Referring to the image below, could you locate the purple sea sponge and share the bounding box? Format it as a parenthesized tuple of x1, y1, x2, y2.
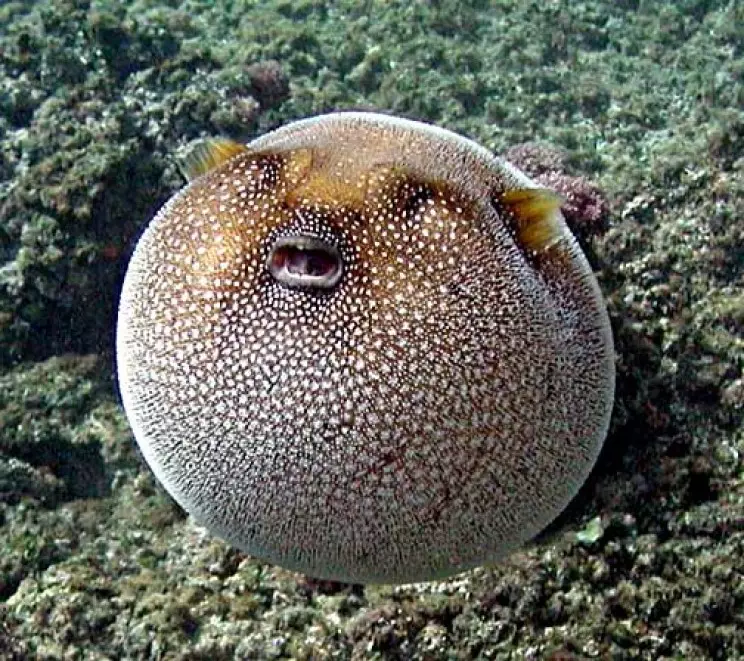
(245, 60, 290, 110)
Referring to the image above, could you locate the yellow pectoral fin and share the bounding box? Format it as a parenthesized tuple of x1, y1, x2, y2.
(180, 138, 250, 181)
(501, 188, 565, 254)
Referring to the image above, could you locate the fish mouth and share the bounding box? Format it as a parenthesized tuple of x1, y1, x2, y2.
(267, 235, 344, 290)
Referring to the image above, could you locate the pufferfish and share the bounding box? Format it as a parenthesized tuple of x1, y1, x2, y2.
(116, 111, 615, 585)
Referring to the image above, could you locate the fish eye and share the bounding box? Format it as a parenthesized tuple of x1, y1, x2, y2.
(267, 235, 343, 290)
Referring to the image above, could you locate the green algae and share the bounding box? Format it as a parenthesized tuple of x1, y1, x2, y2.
(0, 0, 742, 659)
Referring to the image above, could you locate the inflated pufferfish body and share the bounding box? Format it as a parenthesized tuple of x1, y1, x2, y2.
(117, 112, 614, 584)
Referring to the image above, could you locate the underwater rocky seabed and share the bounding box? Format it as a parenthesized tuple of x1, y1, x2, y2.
(0, 0, 741, 658)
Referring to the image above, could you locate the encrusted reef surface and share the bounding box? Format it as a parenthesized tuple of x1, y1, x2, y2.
(0, 0, 742, 659)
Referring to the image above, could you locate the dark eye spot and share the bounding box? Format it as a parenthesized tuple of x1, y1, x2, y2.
(267, 235, 343, 290)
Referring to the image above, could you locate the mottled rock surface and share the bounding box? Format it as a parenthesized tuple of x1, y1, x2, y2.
(0, 0, 742, 659)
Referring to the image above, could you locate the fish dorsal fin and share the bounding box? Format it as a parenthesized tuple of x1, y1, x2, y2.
(500, 188, 565, 254)
(180, 138, 250, 181)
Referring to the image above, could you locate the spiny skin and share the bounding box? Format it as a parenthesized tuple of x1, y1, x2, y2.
(117, 112, 615, 584)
